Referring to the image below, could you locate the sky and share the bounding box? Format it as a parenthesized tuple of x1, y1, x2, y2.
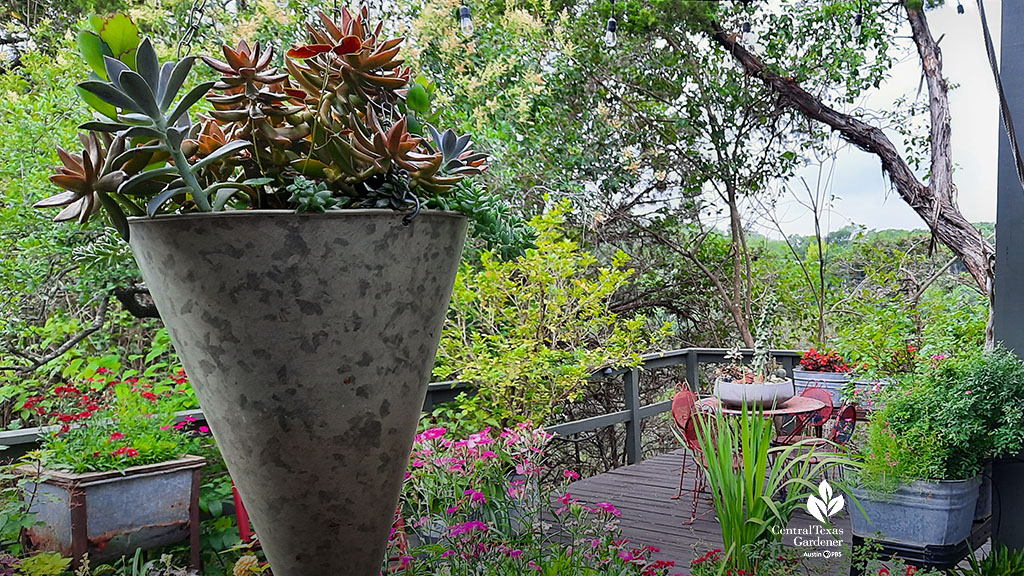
(762, 0, 1002, 238)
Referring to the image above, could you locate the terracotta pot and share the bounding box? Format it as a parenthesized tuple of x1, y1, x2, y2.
(128, 210, 467, 576)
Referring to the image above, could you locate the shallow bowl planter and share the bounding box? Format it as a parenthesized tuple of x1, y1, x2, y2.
(128, 210, 467, 576)
(848, 476, 981, 546)
(713, 379, 795, 407)
(18, 455, 205, 566)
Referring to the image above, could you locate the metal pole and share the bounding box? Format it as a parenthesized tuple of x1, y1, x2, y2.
(993, 0, 1024, 551)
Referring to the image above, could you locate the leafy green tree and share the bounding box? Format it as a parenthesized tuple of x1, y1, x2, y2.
(433, 201, 671, 431)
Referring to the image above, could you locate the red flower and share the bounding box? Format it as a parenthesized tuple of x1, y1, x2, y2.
(126, 448, 139, 458)
(109, 432, 124, 441)
(879, 569, 890, 576)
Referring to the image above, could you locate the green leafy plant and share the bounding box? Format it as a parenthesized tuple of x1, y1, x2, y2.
(691, 406, 855, 573)
(41, 383, 199, 473)
(957, 544, 1024, 576)
(856, 345, 1024, 491)
(14, 552, 70, 576)
(432, 201, 670, 430)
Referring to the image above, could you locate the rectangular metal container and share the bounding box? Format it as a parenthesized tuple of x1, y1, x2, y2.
(18, 455, 205, 566)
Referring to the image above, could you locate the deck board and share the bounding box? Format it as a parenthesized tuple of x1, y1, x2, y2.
(554, 449, 852, 573)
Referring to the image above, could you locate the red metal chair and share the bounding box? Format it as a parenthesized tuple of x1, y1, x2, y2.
(669, 388, 720, 524)
(774, 387, 834, 446)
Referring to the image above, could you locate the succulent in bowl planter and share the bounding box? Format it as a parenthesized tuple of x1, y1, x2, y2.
(713, 298, 794, 407)
(31, 9, 491, 576)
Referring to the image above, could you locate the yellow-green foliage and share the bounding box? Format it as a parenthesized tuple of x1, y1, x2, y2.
(433, 201, 671, 430)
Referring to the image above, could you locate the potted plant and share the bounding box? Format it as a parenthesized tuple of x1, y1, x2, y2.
(847, 346, 1024, 546)
(32, 9, 488, 576)
(714, 299, 794, 407)
(16, 381, 204, 566)
(793, 348, 853, 406)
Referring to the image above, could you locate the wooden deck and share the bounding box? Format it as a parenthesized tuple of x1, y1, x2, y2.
(559, 449, 852, 572)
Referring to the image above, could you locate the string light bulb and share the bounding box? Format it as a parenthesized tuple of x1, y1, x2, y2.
(957, 0, 965, 14)
(741, 21, 755, 47)
(852, 12, 863, 38)
(275, 0, 289, 8)
(458, 5, 474, 36)
(604, 16, 618, 48)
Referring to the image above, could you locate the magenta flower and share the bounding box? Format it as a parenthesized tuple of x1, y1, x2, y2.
(564, 469, 580, 480)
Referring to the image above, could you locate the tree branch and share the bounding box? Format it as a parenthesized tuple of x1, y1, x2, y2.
(705, 16, 994, 295)
(0, 296, 110, 373)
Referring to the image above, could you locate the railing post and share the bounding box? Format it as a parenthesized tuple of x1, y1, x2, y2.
(780, 353, 795, 379)
(623, 367, 642, 464)
(685, 350, 698, 392)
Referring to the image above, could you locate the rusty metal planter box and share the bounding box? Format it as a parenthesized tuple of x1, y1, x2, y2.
(18, 455, 205, 566)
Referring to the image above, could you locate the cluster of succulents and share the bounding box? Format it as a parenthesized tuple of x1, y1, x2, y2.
(715, 295, 787, 384)
(34, 8, 488, 238)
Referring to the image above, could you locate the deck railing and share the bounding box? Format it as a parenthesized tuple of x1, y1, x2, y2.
(0, 348, 803, 465)
(544, 348, 804, 465)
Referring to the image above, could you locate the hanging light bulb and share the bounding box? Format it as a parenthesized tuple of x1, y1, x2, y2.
(957, 0, 965, 14)
(604, 16, 618, 48)
(459, 5, 474, 36)
(275, 0, 288, 8)
(741, 21, 756, 47)
(852, 12, 863, 38)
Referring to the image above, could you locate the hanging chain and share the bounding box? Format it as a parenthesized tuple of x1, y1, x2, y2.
(177, 0, 209, 59)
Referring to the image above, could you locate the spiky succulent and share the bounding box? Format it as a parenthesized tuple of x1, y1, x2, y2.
(202, 40, 309, 148)
(34, 132, 129, 225)
(36, 8, 491, 240)
(76, 38, 260, 220)
(286, 8, 410, 117)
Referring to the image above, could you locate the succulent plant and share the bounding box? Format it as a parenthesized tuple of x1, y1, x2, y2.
(35, 132, 126, 223)
(287, 176, 339, 212)
(37, 6, 490, 238)
(202, 40, 309, 150)
(76, 38, 261, 219)
(286, 8, 410, 118)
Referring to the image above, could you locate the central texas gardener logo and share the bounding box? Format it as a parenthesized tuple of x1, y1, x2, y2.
(806, 479, 844, 524)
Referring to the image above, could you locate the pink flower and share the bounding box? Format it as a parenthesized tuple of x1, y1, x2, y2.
(198, 425, 210, 433)
(564, 469, 580, 480)
(446, 506, 459, 515)
(447, 521, 487, 536)
(416, 427, 447, 443)
(160, 425, 171, 431)
(464, 489, 487, 504)
(596, 502, 621, 517)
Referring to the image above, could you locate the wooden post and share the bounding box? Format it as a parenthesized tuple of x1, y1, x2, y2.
(190, 469, 202, 570)
(684, 350, 698, 392)
(623, 367, 642, 464)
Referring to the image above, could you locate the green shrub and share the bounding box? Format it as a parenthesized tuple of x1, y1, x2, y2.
(857, 346, 1024, 489)
(432, 201, 670, 431)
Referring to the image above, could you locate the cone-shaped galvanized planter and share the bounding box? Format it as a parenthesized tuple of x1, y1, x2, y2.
(128, 210, 466, 576)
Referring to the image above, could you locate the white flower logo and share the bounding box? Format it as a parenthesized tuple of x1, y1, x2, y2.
(806, 479, 845, 524)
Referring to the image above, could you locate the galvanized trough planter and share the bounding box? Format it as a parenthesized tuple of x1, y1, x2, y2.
(17, 455, 205, 567)
(848, 476, 981, 547)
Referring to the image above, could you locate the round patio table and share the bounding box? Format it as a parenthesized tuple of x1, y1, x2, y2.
(696, 395, 826, 417)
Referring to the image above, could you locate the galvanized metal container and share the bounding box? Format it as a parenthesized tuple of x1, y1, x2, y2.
(18, 455, 205, 566)
(848, 476, 981, 546)
(792, 368, 851, 406)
